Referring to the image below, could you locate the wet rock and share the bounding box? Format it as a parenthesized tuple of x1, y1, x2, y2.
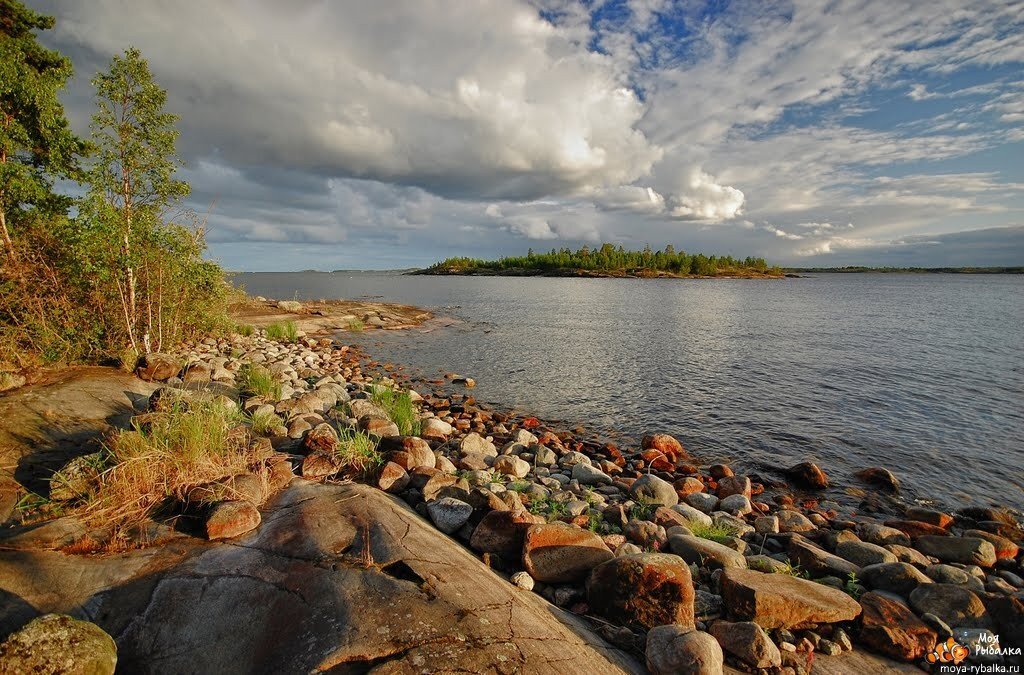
(908, 584, 991, 629)
(587, 553, 695, 630)
(470, 509, 544, 557)
(522, 522, 614, 583)
(856, 467, 900, 492)
(720, 568, 862, 629)
(786, 461, 829, 489)
(905, 506, 953, 529)
(859, 591, 937, 661)
(887, 519, 949, 538)
(668, 534, 747, 569)
(427, 497, 473, 534)
(859, 562, 933, 596)
(646, 627, 723, 675)
(630, 474, 678, 507)
(709, 620, 782, 669)
(915, 535, 997, 567)
(206, 500, 261, 540)
(0, 614, 117, 675)
(641, 434, 687, 460)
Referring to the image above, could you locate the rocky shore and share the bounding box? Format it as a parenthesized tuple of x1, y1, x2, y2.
(1, 298, 1021, 674)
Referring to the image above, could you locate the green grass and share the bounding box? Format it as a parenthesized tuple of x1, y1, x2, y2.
(527, 495, 568, 522)
(236, 364, 282, 400)
(265, 320, 298, 342)
(506, 480, 532, 492)
(688, 520, 741, 544)
(369, 386, 421, 436)
(234, 323, 255, 337)
(629, 498, 656, 521)
(748, 558, 809, 578)
(249, 409, 281, 436)
(336, 427, 382, 475)
(347, 318, 365, 332)
(843, 572, 863, 599)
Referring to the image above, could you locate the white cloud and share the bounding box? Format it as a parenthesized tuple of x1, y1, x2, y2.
(667, 170, 745, 221)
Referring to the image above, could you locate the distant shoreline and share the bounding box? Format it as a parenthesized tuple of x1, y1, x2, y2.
(784, 266, 1023, 274)
(411, 267, 786, 279)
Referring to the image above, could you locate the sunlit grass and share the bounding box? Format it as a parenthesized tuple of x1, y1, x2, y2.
(265, 320, 298, 342)
(236, 364, 281, 400)
(369, 385, 421, 436)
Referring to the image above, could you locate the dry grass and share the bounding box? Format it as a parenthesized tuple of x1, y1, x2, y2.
(77, 397, 264, 543)
(237, 363, 281, 400)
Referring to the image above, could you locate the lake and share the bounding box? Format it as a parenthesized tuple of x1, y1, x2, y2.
(233, 271, 1024, 512)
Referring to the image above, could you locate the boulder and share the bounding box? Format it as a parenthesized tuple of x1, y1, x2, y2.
(709, 620, 782, 669)
(427, 497, 473, 534)
(671, 503, 713, 527)
(206, 500, 261, 540)
(788, 538, 860, 577)
(0, 614, 117, 675)
(904, 507, 953, 529)
(420, 417, 453, 441)
(276, 300, 303, 311)
(646, 627, 723, 675)
(716, 475, 751, 499)
(301, 452, 341, 479)
(668, 534, 747, 569)
(377, 462, 410, 493)
(914, 535, 997, 567)
(859, 562, 932, 596)
(522, 522, 614, 583)
(572, 462, 612, 486)
(135, 353, 181, 382)
(963, 529, 1019, 560)
(459, 433, 496, 457)
(587, 553, 695, 630)
(381, 436, 435, 470)
(181, 362, 213, 384)
(836, 540, 898, 568)
(302, 423, 338, 455)
(641, 434, 687, 460)
(719, 494, 752, 516)
(859, 523, 912, 547)
(777, 510, 818, 533)
(859, 592, 937, 662)
(358, 416, 400, 438)
(855, 467, 900, 492)
(492, 455, 530, 478)
(909, 584, 991, 629)
(720, 568, 862, 629)
(685, 492, 719, 514)
(470, 509, 544, 557)
(786, 461, 829, 489)
(623, 520, 668, 550)
(629, 474, 678, 507)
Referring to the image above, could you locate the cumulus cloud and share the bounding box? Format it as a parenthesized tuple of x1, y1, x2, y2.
(667, 170, 745, 221)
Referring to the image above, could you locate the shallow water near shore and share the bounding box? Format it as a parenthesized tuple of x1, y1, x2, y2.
(234, 271, 1024, 511)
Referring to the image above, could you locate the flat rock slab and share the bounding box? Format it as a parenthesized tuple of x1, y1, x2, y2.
(720, 568, 862, 630)
(0, 480, 642, 674)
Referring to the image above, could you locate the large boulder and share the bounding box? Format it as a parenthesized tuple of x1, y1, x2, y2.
(709, 620, 781, 669)
(522, 523, 614, 583)
(0, 614, 117, 674)
(629, 474, 678, 507)
(908, 584, 991, 629)
(646, 627, 723, 675)
(135, 353, 181, 382)
(858, 562, 932, 596)
(587, 553, 695, 630)
(914, 536, 997, 568)
(720, 568, 862, 629)
(470, 509, 544, 557)
(859, 592, 937, 662)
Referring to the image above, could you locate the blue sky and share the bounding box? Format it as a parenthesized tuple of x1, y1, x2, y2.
(31, 0, 1024, 269)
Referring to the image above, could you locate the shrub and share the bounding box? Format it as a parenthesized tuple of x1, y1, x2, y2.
(265, 321, 298, 342)
(236, 364, 281, 400)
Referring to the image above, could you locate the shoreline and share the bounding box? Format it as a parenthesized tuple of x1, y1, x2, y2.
(1, 296, 1022, 672)
(413, 267, 787, 279)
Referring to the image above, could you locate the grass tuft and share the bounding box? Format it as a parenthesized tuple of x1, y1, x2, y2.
(336, 427, 382, 476)
(265, 320, 298, 342)
(347, 318, 365, 332)
(688, 520, 741, 544)
(237, 364, 281, 400)
(249, 408, 281, 436)
(234, 323, 255, 337)
(369, 385, 421, 436)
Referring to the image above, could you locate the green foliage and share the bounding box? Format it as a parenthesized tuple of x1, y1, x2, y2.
(236, 364, 281, 400)
(688, 520, 741, 544)
(248, 408, 280, 436)
(265, 321, 298, 343)
(369, 385, 421, 436)
(427, 243, 778, 277)
(335, 427, 382, 475)
(527, 495, 568, 522)
(347, 318, 365, 332)
(629, 498, 657, 521)
(843, 572, 863, 599)
(234, 323, 255, 337)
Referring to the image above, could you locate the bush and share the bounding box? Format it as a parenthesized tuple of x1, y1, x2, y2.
(265, 321, 298, 343)
(236, 364, 281, 400)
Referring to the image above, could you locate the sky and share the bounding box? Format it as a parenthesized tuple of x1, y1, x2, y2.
(29, 0, 1024, 270)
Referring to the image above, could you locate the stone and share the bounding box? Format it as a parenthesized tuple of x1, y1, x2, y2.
(856, 467, 900, 492)
(459, 432, 497, 457)
(302, 423, 338, 455)
(685, 492, 719, 513)
(668, 534, 747, 569)
(786, 461, 829, 489)
(788, 538, 860, 577)
(510, 571, 534, 591)
(301, 452, 340, 479)
(572, 462, 612, 486)
(859, 562, 932, 596)
(909, 584, 990, 629)
(720, 568, 862, 629)
(859, 592, 937, 661)
(522, 522, 614, 583)
(0, 614, 117, 675)
(915, 536, 997, 567)
(641, 433, 687, 460)
(963, 529, 1019, 560)
(719, 494, 753, 516)
(276, 300, 303, 311)
(887, 519, 949, 538)
(427, 497, 473, 534)
(377, 462, 410, 493)
(672, 503, 714, 527)
(533, 446, 558, 467)
(470, 509, 544, 557)
(653, 506, 692, 530)
(887, 544, 932, 566)
(777, 509, 816, 532)
(836, 540, 898, 567)
(925, 563, 971, 585)
(206, 500, 261, 540)
(421, 417, 453, 441)
(624, 520, 668, 550)
(181, 362, 212, 384)
(630, 474, 679, 507)
(492, 455, 530, 478)
(358, 416, 400, 437)
(709, 620, 782, 669)
(754, 515, 780, 534)
(717, 475, 751, 499)
(135, 353, 181, 381)
(746, 555, 793, 574)
(859, 522, 912, 547)
(381, 436, 435, 470)
(646, 626, 724, 675)
(587, 553, 695, 630)
(675, 477, 705, 496)
(905, 506, 953, 529)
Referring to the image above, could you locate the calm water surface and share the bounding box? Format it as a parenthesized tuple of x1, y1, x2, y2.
(235, 272, 1024, 511)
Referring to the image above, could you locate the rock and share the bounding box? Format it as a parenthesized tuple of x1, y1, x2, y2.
(206, 500, 261, 540)
(533, 445, 557, 467)
(522, 522, 614, 583)
(470, 509, 544, 557)
(717, 475, 751, 499)
(587, 553, 695, 630)
(914, 535, 997, 567)
(777, 510, 816, 533)
(786, 461, 829, 489)
(510, 571, 534, 591)
(277, 300, 303, 311)
(709, 620, 782, 669)
(420, 417, 453, 441)
(859, 562, 932, 596)
(859, 523, 911, 547)
(302, 423, 338, 455)
(668, 534, 747, 569)
(492, 455, 530, 478)
(720, 568, 862, 629)
(646, 626, 723, 675)
(672, 503, 714, 527)
(301, 452, 341, 479)
(630, 474, 678, 507)
(887, 519, 949, 538)
(788, 538, 860, 577)
(887, 544, 932, 566)
(909, 584, 991, 629)
(685, 492, 719, 513)
(856, 467, 900, 492)
(925, 563, 971, 585)
(719, 494, 752, 516)
(572, 462, 612, 486)
(358, 416, 400, 437)
(754, 515, 780, 534)
(0, 476, 19, 524)
(377, 462, 410, 493)
(641, 434, 687, 460)
(859, 592, 937, 661)
(904, 506, 953, 529)
(459, 432, 497, 457)
(623, 520, 668, 550)
(135, 353, 181, 381)
(382, 436, 435, 470)
(746, 555, 793, 574)
(963, 529, 1019, 560)
(836, 540, 898, 567)
(427, 497, 473, 534)
(49, 452, 103, 502)
(181, 361, 212, 384)
(0, 614, 117, 675)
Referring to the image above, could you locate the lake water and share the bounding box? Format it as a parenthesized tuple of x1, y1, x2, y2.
(234, 271, 1024, 512)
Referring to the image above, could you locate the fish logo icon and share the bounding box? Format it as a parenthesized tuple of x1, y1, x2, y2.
(926, 637, 970, 665)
